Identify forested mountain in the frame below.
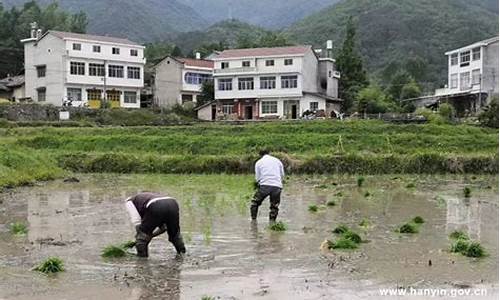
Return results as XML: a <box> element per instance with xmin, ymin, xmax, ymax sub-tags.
<box><xmin>286</xmin><ymin>0</ymin><xmax>499</xmax><ymax>89</ymax></box>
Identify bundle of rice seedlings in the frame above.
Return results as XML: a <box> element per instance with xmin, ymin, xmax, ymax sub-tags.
<box><xmin>268</xmin><ymin>221</ymin><xmax>287</xmax><ymax>232</ymax></box>
<box><xmin>101</xmin><ymin>245</ymin><xmax>127</xmax><ymax>258</ymax></box>
<box><xmin>10</xmin><ymin>222</ymin><xmax>28</xmax><ymax>235</ymax></box>
<box><xmin>34</xmin><ymin>257</ymin><xmax>64</xmax><ymax>274</ymax></box>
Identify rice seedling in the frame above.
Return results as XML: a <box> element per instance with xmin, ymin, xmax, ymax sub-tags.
<box><xmin>10</xmin><ymin>222</ymin><xmax>27</xmax><ymax>235</ymax></box>
<box><xmin>335</xmin><ymin>191</ymin><xmax>344</xmax><ymax>197</ymax></box>
<box><xmin>326</xmin><ymin>200</ymin><xmax>336</xmax><ymax>207</ymax></box>
<box><xmin>328</xmin><ymin>238</ymin><xmax>358</xmax><ymax>250</ymax></box>
<box><xmin>332</xmin><ymin>224</ymin><xmax>349</xmax><ymax>234</ymax></box>
<box><xmin>101</xmin><ymin>245</ymin><xmax>127</xmax><ymax>258</ymax></box>
<box><xmin>201</xmin><ymin>296</ymin><xmax>215</xmax><ymax>300</ymax></box>
<box><xmin>449</xmin><ymin>230</ymin><xmax>469</xmax><ymax>240</ymax></box>
<box><xmin>464</xmin><ymin>187</ymin><xmax>472</xmax><ymax>198</ymax></box>
<box><xmin>33</xmin><ymin>257</ymin><xmax>64</xmax><ymax>274</ymax></box>
<box><xmin>464</xmin><ymin>242</ymin><xmax>486</xmax><ymax>258</ymax></box>
<box><xmin>342</xmin><ymin>231</ymin><xmax>362</xmax><ymax>244</ymax></box>
<box><xmin>450</xmin><ymin>239</ymin><xmax>470</xmax><ymax>253</ymax></box>
<box><xmin>121</xmin><ymin>240</ymin><xmax>136</xmax><ymax>249</ymax></box>
<box><xmin>308</xmin><ymin>204</ymin><xmax>319</xmax><ymax>212</ymax></box>
<box><xmin>364</xmin><ymin>191</ymin><xmax>371</xmax><ymax>197</ymax></box>
<box><xmin>412</xmin><ymin>216</ymin><xmax>425</xmax><ymax>224</ymax></box>
<box><xmin>268</xmin><ymin>221</ymin><xmax>287</xmax><ymax>232</ymax></box>
<box><xmin>357</xmin><ymin>176</ymin><xmax>365</xmax><ymax>187</ymax></box>
<box><xmin>397</xmin><ymin>222</ymin><xmax>419</xmax><ymax>234</ymax></box>
<box><xmin>406</xmin><ymin>183</ymin><xmax>416</xmax><ymax>188</ymax></box>
<box><xmin>359</xmin><ymin>219</ymin><xmax>370</xmax><ymax>228</ymax></box>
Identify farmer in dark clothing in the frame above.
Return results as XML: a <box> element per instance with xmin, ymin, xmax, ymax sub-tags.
<box><xmin>251</xmin><ymin>149</ymin><xmax>285</xmax><ymax>223</ymax></box>
<box><xmin>125</xmin><ymin>192</ymin><xmax>186</xmax><ymax>257</ymax></box>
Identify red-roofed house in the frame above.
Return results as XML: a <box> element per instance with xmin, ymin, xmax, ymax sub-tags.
<box><xmin>205</xmin><ymin>45</ymin><xmax>341</xmax><ymax>121</ymax></box>
<box><xmin>153</xmin><ymin>55</ymin><xmax>214</xmax><ymax>107</ymax></box>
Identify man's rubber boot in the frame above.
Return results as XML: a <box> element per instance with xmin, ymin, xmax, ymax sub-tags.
<box><xmin>172</xmin><ymin>232</ymin><xmax>186</xmax><ymax>254</ymax></box>
<box><xmin>250</xmin><ymin>205</ymin><xmax>259</xmax><ymax>220</ymax></box>
<box><xmin>135</xmin><ymin>229</ymin><xmax>152</xmax><ymax>258</ymax></box>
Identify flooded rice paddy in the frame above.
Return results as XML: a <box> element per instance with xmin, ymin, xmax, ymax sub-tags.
<box><xmin>0</xmin><ymin>174</ymin><xmax>498</xmax><ymax>300</ymax></box>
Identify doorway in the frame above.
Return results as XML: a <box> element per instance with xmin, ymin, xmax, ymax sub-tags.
<box><xmin>291</xmin><ymin>104</ymin><xmax>298</xmax><ymax>119</ymax></box>
<box><xmin>211</xmin><ymin>105</ymin><xmax>216</xmax><ymax>121</ymax></box>
<box><xmin>244</xmin><ymin>105</ymin><xmax>253</xmax><ymax>120</ymax></box>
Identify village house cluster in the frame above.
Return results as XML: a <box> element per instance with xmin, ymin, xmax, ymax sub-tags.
<box><xmin>0</xmin><ymin>24</ymin><xmax>497</xmax><ymax>120</ymax></box>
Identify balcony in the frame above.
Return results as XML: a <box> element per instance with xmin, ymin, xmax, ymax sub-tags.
<box><xmin>214</xmin><ymin>67</ymin><xmax>256</xmax><ymax>74</ymax></box>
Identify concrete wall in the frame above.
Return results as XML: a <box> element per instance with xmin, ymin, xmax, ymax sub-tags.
<box><xmin>318</xmin><ymin>59</ymin><xmax>339</xmax><ymax>98</ymax></box>
<box><xmin>153</xmin><ymin>57</ymin><xmax>183</xmax><ymax>108</ymax></box>
<box><xmin>197</xmin><ymin>104</ymin><xmax>213</xmax><ymax>121</ymax></box>
<box><xmin>483</xmin><ymin>41</ymin><xmax>499</xmax><ymax>98</ymax></box>
<box><xmin>302</xmin><ymin>50</ymin><xmax>319</xmax><ymax>93</ymax></box>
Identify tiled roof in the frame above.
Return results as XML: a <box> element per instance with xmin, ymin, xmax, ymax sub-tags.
<box><xmin>175</xmin><ymin>57</ymin><xmax>214</xmax><ymax>68</ymax></box>
<box><xmin>214</xmin><ymin>45</ymin><xmax>312</xmax><ymax>59</ymax></box>
<box><xmin>49</xmin><ymin>31</ymin><xmax>141</xmax><ymax>46</ymax></box>
<box><xmin>0</xmin><ymin>75</ymin><xmax>24</xmax><ymax>88</ymax></box>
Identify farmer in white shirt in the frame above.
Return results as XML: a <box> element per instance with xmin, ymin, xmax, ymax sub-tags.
<box><xmin>125</xmin><ymin>192</ymin><xmax>186</xmax><ymax>257</ymax></box>
<box><xmin>251</xmin><ymin>149</ymin><xmax>285</xmax><ymax>222</ymax></box>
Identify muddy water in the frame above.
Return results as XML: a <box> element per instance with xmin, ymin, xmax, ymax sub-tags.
<box><xmin>0</xmin><ymin>174</ymin><xmax>497</xmax><ymax>300</ymax></box>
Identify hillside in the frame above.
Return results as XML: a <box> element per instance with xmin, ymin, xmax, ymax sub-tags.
<box><xmin>2</xmin><ymin>0</ymin><xmax>208</xmax><ymax>42</ymax></box>
<box><xmin>178</xmin><ymin>0</ymin><xmax>340</xmax><ymax>29</ymax></box>
<box><xmin>286</xmin><ymin>0</ymin><xmax>499</xmax><ymax>88</ymax></box>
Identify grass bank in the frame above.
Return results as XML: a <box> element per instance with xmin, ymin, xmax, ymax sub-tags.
<box><xmin>0</xmin><ymin>120</ymin><xmax>497</xmax><ymax>189</ymax></box>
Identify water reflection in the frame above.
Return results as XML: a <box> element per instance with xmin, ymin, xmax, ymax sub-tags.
<box><xmin>446</xmin><ymin>196</ymin><xmax>482</xmax><ymax>240</ymax></box>
<box><xmin>130</xmin><ymin>260</ymin><xmax>181</xmax><ymax>300</ymax></box>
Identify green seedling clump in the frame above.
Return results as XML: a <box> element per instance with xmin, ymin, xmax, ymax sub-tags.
<box><xmin>34</xmin><ymin>257</ymin><xmax>64</xmax><ymax>274</ymax></box>
<box><xmin>342</xmin><ymin>231</ymin><xmax>362</xmax><ymax>244</ymax></box>
<box><xmin>406</xmin><ymin>183</ymin><xmax>416</xmax><ymax>188</ymax></box>
<box><xmin>201</xmin><ymin>296</ymin><xmax>215</xmax><ymax>300</ymax></box>
<box><xmin>359</xmin><ymin>219</ymin><xmax>370</xmax><ymax>227</ymax></box>
<box><xmin>412</xmin><ymin>216</ymin><xmax>425</xmax><ymax>224</ymax></box>
<box><xmin>451</xmin><ymin>239</ymin><xmax>470</xmax><ymax>253</ymax></box>
<box><xmin>464</xmin><ymin>242</ymin><xmax>486</xmax><ymax>258</ymax></box>
<box><xmin>121</xmin><ymin>240</ymin><xmax>136</xmax><ymax>249</ymax></box>
<box><xmin>101</xmin><ymin>245</ymin><xmax>127</xmax><ymax>258</ymax></box>
<box><xmin>449</xmin><ymin>230</ymin><xmax>469</xmax><ymax>240</ymax></box>
<box><xmin>464</xmin><ymin>187</ymin><xmax>472</xmax><ymax>198</ymax></box>
<box><xmin>397</xmin><ymin>223</ymin><xmax>419</xmax><ymax>233</ymax></box>
<box><xmin>357</xmin><ymin>176</ymin><xmax>365</xmax><ymax>187</ymax></box>
<box><xmin>308</xmin><ymin>204</ymin><xmax>319</xmax><ymax>212</ymax></box>
<box><xmin>326</xmin><ymin>200</ymin><xmax>336</xmax><ymax>207</ymax></box>
<box><xmin>10</xmin><ymin>222</ymin><xmax>28</xmax><ymax>235</ymax></box>
<box><xmin>364</xmin><ymin>191</ymin><xmax>371</xmax><ymax>197</ymax></box>
<box><xmin>332</xmin><ymin>224</ymin><xmax>349</xmax><ymax>234</ymax></box>
<box><xmin>328</xmin><ymin>238</ymin><xmax>358</xmax><ymax>250</ymax></box>
<box><xmin>268</xmin><ymin>221</ymin><xmax>287</xmax><ymax>232</ymax></box>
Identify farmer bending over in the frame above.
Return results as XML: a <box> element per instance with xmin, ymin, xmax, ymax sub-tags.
<box><xmin>125</xmin><ymin>192</ymin><xmax>186</xmax><ymax>257</ymax></box>
<box><xmin>251</xmin><ymin>149</ymin><xmax>285</xmax><ymax>223</ymax></box>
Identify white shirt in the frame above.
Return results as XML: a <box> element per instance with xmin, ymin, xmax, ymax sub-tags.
<box><xmin>255</xmin><ymin>155</ymin><xmax>285</xmax><ymax>188</ymax></box>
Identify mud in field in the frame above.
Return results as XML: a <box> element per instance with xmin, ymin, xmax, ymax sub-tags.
<box><xmin>0</xmin><ymin>174</ymin><xmax>498</xmax><ymax>300</ymax></box>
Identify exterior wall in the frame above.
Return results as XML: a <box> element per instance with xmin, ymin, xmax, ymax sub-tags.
<box><xmin>63</xmin><ymin>85</ymin><xmax>140</xmax><ymax>108</ymax></box>
<box><xmin>483</xmin><ymin>41</ymin><xmax>499</xmax><ymax>98</ymax></box>
<box><xmin>318</xmin><ymin>59</ymin><xmax>339</xmax><ymax>98</ymax></box>
<box><xmin>197</xmin><ymin>104</ymin><xmax>213</xmax><ymax>121</ymax></box>
<box><xmin>24</xmin><ymin>34</ymin><xmax>66</xmax><ymax>105</ymax></box>
<box><xmin>302</xmin><ymin>50</ymin><xmax>319</xmax><ymax>93</ymax></box>
<box><xmin>12</xmin><ymin>86</ymin><xmax>26</xmax><ymax>100</ymax></box>
<box><xmin>153</xmin><ymin>57</ymin><xmax>183</xmax><ymax>107</ymax></box>
<box><xmin>301</xmin><ymin>94</ymin><xmax>326</xmax><ymax>114</ymax></box>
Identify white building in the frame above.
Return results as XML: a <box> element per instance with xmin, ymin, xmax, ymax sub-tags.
<box><xmin>404</xmin><ymin>37</ymin><xmax>498</xmax><ymax>114</ymax></box>
<box><xmin>153</xmin><ymin>55</ymin><xmax>214</xmax><ymax>107</ymax></box>
<box><xmin>22</xmin><ymin>26</ymin><xmax>145</xmax><ymax>108</ymax></box>
<box><xmin>197</xmin><ymin>45</ymin><xmax>341</xmax><ymax>121</ymax></box>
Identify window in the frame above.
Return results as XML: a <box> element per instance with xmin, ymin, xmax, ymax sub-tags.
<box><xmin>112</xmin><ymin>47</ymin><xmax>120</xmax><ymax>55</ymax></box>
<box><xmin>181</xmin><ymin>94</ymin><xmax>193</xmax><ymax>103</ymax></box>
<box><xmin>127</xmin><ymin>67</ymin><xmax>141</xmax><ymax>79</ymax></box>
<box><xmin>124</xmin><ymin>91</ymin><xmax>137</xmax><ymax>103</ymax></box>
<box><xmin>70</xmin><ymin>62</ymin><xmax>85</xmax><ymax>75</ymax></box>
<box><xmin>218</xmin><ymin>78</ymin><xmax>232</xmax><ymax>91</ymax></box>
<box><xmin>36</xmin><ymin>65</ymin><xmax>46</xmax><ymax>78</ymax></box>
<box><xmin>450</xmin><ymin>53</ymin><xmax>458</xmax><ymax>66</ymax></box>
<box><xmin>460</xmin><ymin>51</ymin><xmax>470</xmax><ymax>66</ymax></box>
<box><xmin>472</xmin><ymin>69</ymin><xmax>481</xmax><ymax>85</ymax></box>
<box><xmin>87</xmin><ymin>89</ymin><xmax>102</xmax><ymax>101</ymax></box>
<box><xmin>262</xmin><ymin>101</ymin><xmax>278</xmax><ymax>114</ymax></box>
<box><xmin>185</xmin><ymin>72</ymin><xmax>211</xmax><ymax>84</ymax></box>
<box><xmin>284</xmin><ymin>59</ymin><xmax>293</xmax><ymax>66</ymax></box>
<box><xmin>460</xmin><ymin>72</ymin><xmax>470</xmax><ymax>90</ymax></box>
<box><xmin>93</xmin><ymin>45</ymin><xmax>101</xmax><ymax>53</ymax></box>
<box><xmin>130</xmin><ymin>49</ymin><xmax>138</xmax><ymax>57</ymax></box>
<box><xmin>265</xmin><ymin>60</ymin><xmax>275</xmax><ymax>66</ymax></box>
<box><xmin>89</xmin><ymin>63</ymin><xmax>105</xmax><ymax>77</ymax></box>
<box><xmin>472</xmin><ymin>47</ymin><xmax>481</xmax><ymax>61</ymax></box>
<box><xmin>310</xmin><ymin>102</ymin><xmax>319</xmax><ymax>111</ymax></box>
<box><xmin>67</xmin><ymin>88</ymin><xmax>82</xmax><ymax>101</ymax></box>
<box><xmin>222</xmin><ymin>104</ymin><xmax>234</xmax><ymax>115</ymax></box>
<box><xmin>108</xmin><ymin>65</ymin><xmax>124</xmax><ymax>78</ymax></box>
<box><xmin>106</xmin><ymin>90</ymin><xmax>120</xmax><ymax>102</ymax></box>
<box><xmin>221</xmin><ymin>62</ymin><xmax>229</xmax><ymax>69</ymax></box>
<box><xmin>450</xmin><ymin>73</ymin><xmax>458</xmax><ymax>89</ymax></box>
<box><xmin>281</xmin><ymin>75</ymin><xmax>298</xmax><ymax>89</ymax></box>
<box><xmin>260</xmin><ymin>76</ymin><xmax>276</xmax><ymax>89</ymax></box>
<box><xmin>242</xmin><ymin>61</ymin><xmax>251</xmax><ymax>67</ymax></box>
<box><xmin>73</xmin><ymin>43</ymin><xmax>81</xmax><ymax>51</ymax></box>
<box><xmin>37</xmin><ymin>87</ymin><xmax>46</xmax><ymax>102</ymax></box>
<box><xmin>238</xmin><ymin>77</ymin><xmax>254</xmax><ymax>90</ymax></box>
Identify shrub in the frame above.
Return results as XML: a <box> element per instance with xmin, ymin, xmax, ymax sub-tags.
<box><xmin>10</xmin><ymin>222</ymin><xmax>28</xmax><ymax>235</ymax></box>
<box><xmin>478</xmin><ymin>98</ymin><xmax>498</xmax><ymax>128</ymax></box>
<box><xmin>34</xmin><ymin>257</ymin><xmax>64</xmax><ymax>274</ymax></box>
<box><xmin>268</xmin><ymin>221</ymin><xmax>287</xmax><ymax>232</ymax></box>
<box><xmin>397</xmin><ymin>223</ymin><xmax>418</xmax><ymax>233</ymax></box>
<box><xmin>438</xmin><ymin>103</ymin><xmax>455</xmax><ymax>122</ymax></box>
<box><xmin>101</xmin><ymin>245</ymin><xmax>127</xmax><ymax>258</ymax></box>
<box><xmin>412</xmin><ymin>216</ymin><xmax>425</xmax><ymax>224</ymax></box>
<box><xmin>332</xmin><ymin>225</ymin><xmax>350</xmax><ymax>234</ymax></box>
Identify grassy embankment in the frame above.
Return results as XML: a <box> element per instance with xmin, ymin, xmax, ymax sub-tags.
<box><xmin>0</xmin><ymin>120</ymin><xmax>497</xmax><ymax>189</ymax></box>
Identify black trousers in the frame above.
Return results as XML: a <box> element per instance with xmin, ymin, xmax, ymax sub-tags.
<box><xmin>137</xmin><ymin>198</ymin><xmax>185</xmax><ymax>256</ymax></box>
<box><xmin>250</xmin><ymin>185</ymin><xmax>282</xmax><ymax>221</ymax></box>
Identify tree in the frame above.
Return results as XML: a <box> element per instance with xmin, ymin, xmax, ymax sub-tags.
<box><xmin>478</xmin><ymin>98</ymin><xmax>498</xmax><ymax>128</ymax></box>
<box><xmin>386</xmin><ymin>70</ymin><xmax>412</xmax><ymax>100</ymax></box>
<box><xmin>400</xmin><ymin>79</ymin><xmax>421</xmax><ymax>100</ymax></box>
<box><xmin>336</xmin><ymin>17</ymin><xmax>368</xmax><ymax>112</ymax></box>
<box><xmin>197</xmin><ymin>80</ymin><xmax>215</xmax><ymax>107</ymax></box>
<box><xmin>144</xmin><ymin>42</ymin><xmax>174</xmax><ymax>65</ymax></box>
<box><xmin>355</xmin><ymin>85</ymin><xmax>396</xmax><ymax>114</ymax></box>
<box><xmin>192</xmin><ymin>41</ymin><xmax>227</xmax><ymax>58</ymax></box>
<box><xmin>171</xmin><ymin>45</ymin><xmax>183</xmax><ymax>57</ymax></box>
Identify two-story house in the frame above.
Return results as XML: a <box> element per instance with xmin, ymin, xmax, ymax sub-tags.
<box><xmin>197</xmin><ymin>45</ymin><xmax>341</xmax><ymax>121</ymax></box>
<box><xmin>22</xmin><ymin>25</ymin><xmax>145</xmax><ymax>108</ymax></box>
<box><xmin>403</xmin><ymin>36</ymin><xmax>498</xmax><ymax>114</ymax></box>
<box><xmin>153</xmin><ymin>55</ymin><xmax>214</xmax><ymax>107</ymax></box>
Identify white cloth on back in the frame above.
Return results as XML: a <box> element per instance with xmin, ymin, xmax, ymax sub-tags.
<box><xmin>255</xmin><ymin>154</ymin><xmax>285</xmax><ymax>188</ymax></box>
